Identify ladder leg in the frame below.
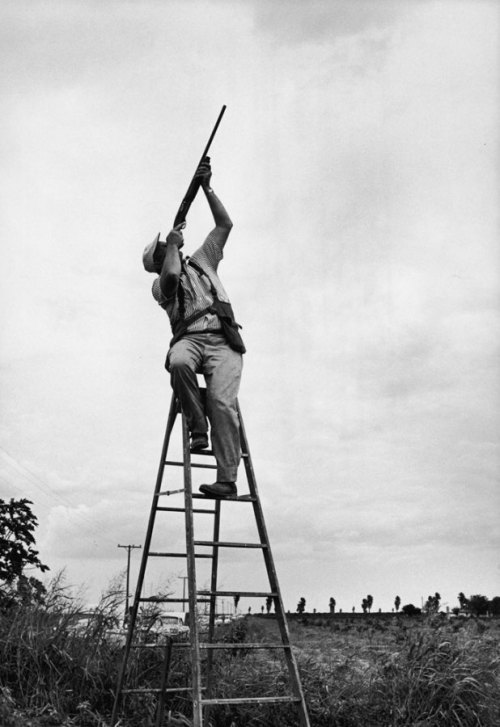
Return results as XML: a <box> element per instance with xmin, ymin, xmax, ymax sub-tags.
<box><xmin>237</xmin><ymin>402</ymin><xmax>311</xmax><ymax>727</ymax></box>
<box><xmin>182</xmin><ymin>411</ymin><xmax>204</xmax><ymax>727</ymax></box>
<box><xmin>206</xmin><ymin>499</ymin><xmax>222</xmax><ymax>695</ymax></box>
<box><xmin>155</xmin><ymin>638</ymin><xmax>174</xmax><ymax>727</ymax></box>
<box><xmin>111</xmin><ymin>395</ymin><xmax>179</xmax><ymax>726</ymax></box>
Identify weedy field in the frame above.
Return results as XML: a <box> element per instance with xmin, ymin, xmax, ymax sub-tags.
<box><xmin>0</xmin><ymin>591</ymin><xmax>499</xmax><ymax>727</ymax></box>
<box><xmin>204</xmin><ymin>614</ymin><xmax>500</xmax><ymax>726</ymax></box>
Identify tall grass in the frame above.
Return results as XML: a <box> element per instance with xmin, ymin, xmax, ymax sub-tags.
<box><xmin>203</xmin><ymin>616</ymin><xmax>500</xmax><ymax>727</ymax></box>
<box><xmin>372</xmin><ymin>617</ymin><xmax>499</xmax><ymax>726</ymax></box>
<box><xmin>0</xmin><ymin>572</ymin><xmax>123</xmax><ymax>726</ymax></box>
<box><xmin>0</xmin><ymin>585</ymin><xmax>499</xmax><ymax>726</ymax></box>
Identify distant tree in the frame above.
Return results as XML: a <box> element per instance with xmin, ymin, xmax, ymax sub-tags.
<box><xmin>394</xmin><ymin>595</ymin><xmax>401</xmax><ymax>612</ymax></box>
<box><xmin>401</xmin><ymin>603</ymin><xmax>421</xmax><ymax>616</ymax></box>
<box><xmin>468</xmin><ymin>594</ymin><xmax>489</xmax><ymax>617</ymax></box>
<box><xmin>424</xmin><ymin>592</ymin><xmax>441</xmax><ymax>613</ymax></box>
<box><xmin>265</xmin><ymin>596</ymin><xmax>273</xmax><ymax>614</ymax></box>
<box><xmin>489</xmin><ymin>596</ymin><xmax>500</xmax><ymax>616</ymax></box>
<box><xmin>296</xmin><ymin>597</ymin><xmax>306</xmax><ymax>614</ymax></box>
<box><xmin>233</xmin><ymin>594</ymin><xmax>240</xmax><ymax>613</ymax></box>
<box><xmin>361</xmin><ymin>595</ymin><xmax>373</xmax><ymax>614</ymax></box>
<box><xmin>329</xmin><ymin>597</ymin><xmax>336</xmax><ymax>613</ymax></box>
<box><xmin>458</xmin><ymin>592</ymin><xmax>469</xmax><ymax>612</ymax></box>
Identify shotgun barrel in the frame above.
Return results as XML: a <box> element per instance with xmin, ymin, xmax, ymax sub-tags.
<box><xmin>173</xmin><ymin>105</ymin><xmax>227</xmax><ymax>227</ymax></box>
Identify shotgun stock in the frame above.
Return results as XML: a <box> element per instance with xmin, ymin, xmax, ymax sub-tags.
<box><xmin>173</xmin><ymin>105</ymin><xmax>226</xmax><ymax>227</ymax></box>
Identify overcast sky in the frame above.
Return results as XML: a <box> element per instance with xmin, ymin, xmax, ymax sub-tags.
<box><xmin>1</xmin><ymin>0</ymin><xmax>499</xmax><ymax>615</ymax></box>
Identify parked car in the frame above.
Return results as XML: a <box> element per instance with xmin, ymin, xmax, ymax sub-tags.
<box><xmin>158</xmin><ymin>612</ymin><xmax>189</xmax><ymax>638</ymax></box>
<box><xmin>104</xmin><ymin>611</ymin><xmax>190</xmax><ymax>645</ymax></box>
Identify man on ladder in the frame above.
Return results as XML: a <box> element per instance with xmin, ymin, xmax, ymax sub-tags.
<box><xmin>142</xmin><ymin>158</ymin><xmax>245</xmax><ymax>499</ymax></box>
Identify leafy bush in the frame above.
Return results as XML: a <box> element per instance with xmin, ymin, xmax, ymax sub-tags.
<box><xmin>401</xmin><ymin>603</ymin><xmax>422</xmax><ymax>616</ymax></box>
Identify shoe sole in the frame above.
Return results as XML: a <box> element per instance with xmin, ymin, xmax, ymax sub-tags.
<box><xmin>199</xmin><ymin>487</ymin><xmax>237</xmax><ymax>499</ymax></box>
<box><xmin>190</xmin><ymin>440</ymin><xmax>209</xmax><ymax>452</ymax></box>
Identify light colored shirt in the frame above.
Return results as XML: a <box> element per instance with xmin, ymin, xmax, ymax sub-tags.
<box><xmin>152</xmin><ymin>227</ymin><xmax>231</xmax><ymax>333</ymax></box>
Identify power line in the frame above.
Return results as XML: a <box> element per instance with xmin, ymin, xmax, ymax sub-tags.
<box><xmin>0</xmin><ymin>445</ymin><xmax>81</xmax><ymax>510</ymax></box>
<box><xmin>0</xmin><ymin>445</ymin><xmax>119</xmax><ymax>549</ymax></box>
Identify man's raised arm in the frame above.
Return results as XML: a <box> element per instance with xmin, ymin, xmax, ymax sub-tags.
<box><xmin>197</xmin><ymin>159</ymin><xmax>233</xmax><ymax>232</ymax></box>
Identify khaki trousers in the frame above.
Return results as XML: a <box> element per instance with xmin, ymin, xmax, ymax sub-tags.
<box><xmin>168</xmin><ymin>332</ymin><xmax>243</xmax><ymax>482</ymax></box>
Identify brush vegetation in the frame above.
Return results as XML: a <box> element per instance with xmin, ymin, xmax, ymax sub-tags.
<box><xmin>0</xmin><ymin>579</ymin><xmax>499</xmax><ymax>726</ymax></box>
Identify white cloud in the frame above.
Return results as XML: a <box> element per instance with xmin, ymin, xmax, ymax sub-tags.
<box><xmin>252</xmin><ymin>0</ymin><xmax>405</xmax><ymax>44</ymax></box>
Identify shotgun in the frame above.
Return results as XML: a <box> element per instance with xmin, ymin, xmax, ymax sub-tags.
<box><xmin>173</xmin><ymin>105</ymin><xmax>226</xmax><ymax>227</ymax></box>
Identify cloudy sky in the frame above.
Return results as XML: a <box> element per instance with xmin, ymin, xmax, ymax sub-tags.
<box><xmin>1</xmin><ymin>0</ymin><xmax>499</xmax><ymax>615</ymax></box>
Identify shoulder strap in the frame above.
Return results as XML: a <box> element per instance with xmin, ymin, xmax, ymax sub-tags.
<box><xmin>187</xmin><ymin>258</ymin><xmax>218</xmax><ymax>298</ymax></box>
<box><xmin>174</xmin><ymin>257</ymin><xmax>216</xmax><ymax>327</ymax></box>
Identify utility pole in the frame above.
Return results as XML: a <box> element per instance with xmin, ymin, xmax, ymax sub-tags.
<box><xmin>117</xmin><ymin>544</ymin><xmax>141</xmax><ymax>619</ymax></box>
<box><xmin>178</xmin><ymin>576</ymin><xmax>188</xmax><ymax>612</ymax></box>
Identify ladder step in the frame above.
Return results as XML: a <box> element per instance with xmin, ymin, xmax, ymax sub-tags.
<box><xmin>138</xmin><ymin>597</ymin><xmax>210</xmax><ymax>604</ymax></box>
<box><xmin>165</xmin><ymin>460</ymin><xmax>217</xmax><ymax>470</ymax></box>
<box><xmin>201</xmin><ymin>696</ymin><xmax>300</xmax><ymax>706</ymax></box>
<box><xmin>130</xmin><ymin>643</ymin><xmax>186</xmax><ymax>649</ymax></box>
<box><xmin>187</xmin><ymin>450</ymin><xmax>249</xmax><ymax>460</ymax></box>
<box><xmin>192</xmin><ymin>494</ymin><xmax>255</xmax><ymax>502</ymax></box>
<box><xmin>197</xmin><ymin>590</ymin><xmax>277</xmax><ymax>598</ymax></box>
<box><xmin>194</xmin><ymin>540</ymin><xmax>267</xmax><ymax>549</ymax></box>
<box><xmin>129</xmin><ymin>641</ymin><xmax>292</xmax><ymax>651</ymax></box>
<box><xmin>123</xmin><ymin>687</ymin><xmax>192</xmax><ymax>694</ymax></box>
<box><xmin>199</xmin><ymin>642</ymin><xmax>291</xmax><ymax>650</ymax></box>
<box><xmin>157</xmin><ymin>506</ymin><xmax>216</xmax><ymax>514</ymax></box>
<box><xmin>149</xmin><ymin>551</ymin><xmax>213</xmax><ymax>559</ymax></box>
<box><xmin>138</xmin><ymin>597</ymin><xmax>188</xmax><ymax>603</ymax></box>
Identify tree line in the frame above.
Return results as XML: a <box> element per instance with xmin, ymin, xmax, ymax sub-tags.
<box><xmin>292</xmin><ymin>590</ymin><xmax>500</xmax><ymax>617</ymax></box>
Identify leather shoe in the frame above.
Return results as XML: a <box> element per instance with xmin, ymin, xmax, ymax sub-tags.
<box><xmin>190</xmin><ymin>433</ymin><xmax>209</xmax><ymax>452</ymax></box>
<box><xmin>199</xmin><ymin>482</ymin><xmax>237</xmax><ymax>498</ymax></box>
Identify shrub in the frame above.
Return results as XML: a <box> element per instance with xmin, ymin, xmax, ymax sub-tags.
<box><xmin>401</xmin><ymin>603</ymin><xmax>422</xmax><ymax>616</ymax></box>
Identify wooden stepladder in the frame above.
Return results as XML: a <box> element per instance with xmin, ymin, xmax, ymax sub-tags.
<box><xmin>111</xmin><ymin>391</ymin><xmax>310</xmax><ymax>727</ymax></box>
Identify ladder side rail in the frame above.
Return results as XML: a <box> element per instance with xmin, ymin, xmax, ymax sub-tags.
<box><xmin>181</xmin><ymin>412</ymin><xmax>204</xmax><ymax>727</ymax></box>
<box><xmin>205</xmin><ymin>499</ymin><xmax>222</xmax><ymax>696</ymax></box>
<box><xmin>155</xmin><ymin>637</ymin><xmax>174</xmax><ymax>727</ymax></box>
<box><xmin>236</xmin><ymin>401</ymin><xmax>311</xmax><ymax>727</ymax></box>
<box><xmin>111</xmin><ymin>395</ymin><xmax>179</xmax><ymax>726</ymax></box>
